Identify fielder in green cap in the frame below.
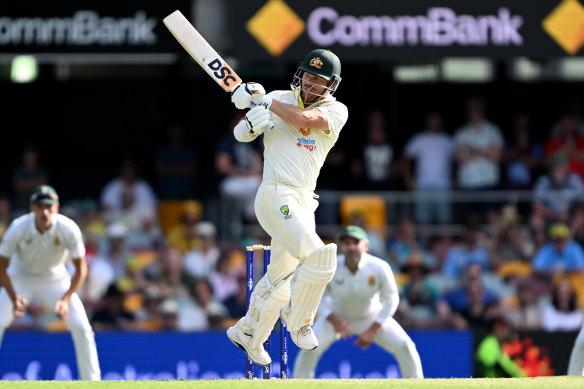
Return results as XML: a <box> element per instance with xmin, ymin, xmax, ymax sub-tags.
<box><xmin>0</xmin><ymin>184</ymin><xmax>101</xmax><ymax>379</ymax></box>
<box><xmin>227</xmin><ymin>49</ymin><xmax>348</xmax><ymax>366</ymax></box>
<box><xmin>294</xmin><ymin>225</ymin><xmax>424</xmax><ymax>379</ymax></box>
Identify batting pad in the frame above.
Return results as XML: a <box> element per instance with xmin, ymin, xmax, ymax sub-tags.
<box><xmin>285</xmin><ymin>244</ymin><xmax>337</xmax><ymax>332</ymax></box>
<box><xmin>239</xmin><ymin>274</ymin><xmax>292</xmax><ymax>348</ymax></box>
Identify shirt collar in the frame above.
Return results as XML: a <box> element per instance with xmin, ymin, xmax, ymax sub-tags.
<box><xmin>29</xmin><ymin>213</ymin><xmax>58</xmax><ymax>236</ymax></box>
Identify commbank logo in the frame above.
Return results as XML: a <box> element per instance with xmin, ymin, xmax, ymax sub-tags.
<box><xmin>543</xmin><ymin>0</ymin><xmax>584</xmax><ymax>55</ymax></box>
<box><xmin>246</xmin><ymin>0</ymin><xmax>305</xmax><ymax>56</ymax></box>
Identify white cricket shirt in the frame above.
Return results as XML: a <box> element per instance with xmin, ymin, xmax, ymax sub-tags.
<box><xmin>262</xmin><ymin>90</ymin><xmax>348</xmax><ymax>190</ymax></box>
<box><xmin>0</xmin><ymin>213</ymin><xmax>85</xmax><ymax>280</ymax></box>
<box><xmin>319</xmin><ymin>253</ymin><xmax>399</xmax><ymax>324</ymax></box>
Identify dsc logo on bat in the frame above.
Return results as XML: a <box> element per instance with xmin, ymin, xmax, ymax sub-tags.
<box><xmin>207</xmin><ymin>58</ymin><xmax>241</xmax><ymax>91</ymax></box>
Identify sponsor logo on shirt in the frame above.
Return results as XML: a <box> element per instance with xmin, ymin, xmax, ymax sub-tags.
<box><xmin>297</xmin><ymin>137</ymin><xmax>317</xmax><ymax>151</ymax></box>
<box><xmin>334</xmin><ymin>278</ymin><xmax>344</xmax><ymax>285</ymax></box>
<box><xmin>299</xmin><ymin>128</ymin><xmax>311</xmax><ymax>136</ymax></box>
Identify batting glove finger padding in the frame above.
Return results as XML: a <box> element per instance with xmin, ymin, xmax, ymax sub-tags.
<box><xmin>245</xmin><ymin>106</ymin><xmax>273</xmax><ymax>136</ymax></box>
<box><xmin>232</xmin><ymin>82</ymin><xmax>266</xmax><ymax>109</ymax></box>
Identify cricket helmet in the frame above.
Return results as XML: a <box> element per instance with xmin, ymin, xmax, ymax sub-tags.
<box><xmin>291</xmin><ymin>49</ymin><xmax>342</xmax><ymax>98</ymax></box>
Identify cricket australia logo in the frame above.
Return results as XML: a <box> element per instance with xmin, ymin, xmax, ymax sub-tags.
<box><xmin>309</xmin><ymin>57</ymin><xmax>323</xmax><ymax>69</ymax></box>
<box><xmin>280</xmin><ymin>205</ymin><xmax>292</xmax><ymax>219</ymax></box>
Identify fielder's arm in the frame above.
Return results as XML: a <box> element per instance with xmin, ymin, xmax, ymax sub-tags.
<box><xmin>0</xmin><ymin>256</ymin><xmax>26</xmax><ymax>316</ymax></box>
<box><xmin>270</xmin><ymin>100</ymin><xmax>330</xmax><ymax>133</ymax></box>
<box><xmin>55</xmin><ymin>256</ymin><xmax>87</xmax><ymax>320</ymax></box>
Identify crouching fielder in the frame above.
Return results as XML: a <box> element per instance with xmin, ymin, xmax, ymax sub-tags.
<box><xmin>293</xmin><ymin>225</ymin><xmax>424</xmax><ymax>379</ymax></box>
<box><xmin>0</xmin><ymin>185</ymin><xmax>101</xmax><ymax>380</ymax></box>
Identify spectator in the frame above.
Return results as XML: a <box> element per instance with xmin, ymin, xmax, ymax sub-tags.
<box><xmin>100</xmin><ymin>157</ymin><xmax>160</xmax><ymax>240</ymax></box>
<box><xmin>531</xmin><ymin>152</ymin><xmax>584</xmax><ymax>225</ymax></box>
<box><xmin>208</xmin><ymin>251</ymin><xmax>239</xmax><ymax>302</ymax></box>
<box><xmin>215</xmin><ymin>111</ymin><xmax>263</xmax><ymax>222</ymax></box>
<box><xmin>532</xmin><ymin>222</ymin><xmax>584</xmax><ymax>277</ymax></box>
<box><xmin>475</xmin><ymin>317</ymin><xmax>526</xmax><ymax>378</ymax></box>
<box><xmin>454</xmin><ymin>98</ymin><xmax>504</xmax><ymax>221</ymax></box>
<box><xmin>542</xmin><ymin>280</ymin><xmax>584</xmax><ymax>332</ymax></box>
<box><xmin>155</xmin><ymin>124</ymin><xmax>197</xmax><ymax>200</ymax></box>
<box><xmin>183</xmin><ymin>221</ymin><xmax>220</xmax><ymax>279</ymax></box>
<box><xmin>493</xmin><ymin>206</ymin><xmax>534</xmax><ymax>264</ymax></box>
<box><xmin>12</xmin><ymin>145</ymin><xmax>49</xmax><ymax>212</ymax></box>
<box><xmin>570</xmin><ymin>201</ymin><xmax>584</xmax><ymax>248</ymax></box>
<box><xmin>442</xmin><ymin>223</ymin><xmax>491</xmax><ymax>279</ymax></box>
<box><xmin>350</xmin><ymin>110</ymin><xmax>396</xmax><ymax>190</ymax></box>
<box><xmin>502</xmin><ymin>113</ymin><xmax>542</xmax><ymax>190</ymax></box>
<box><xmin>91</xmin><ymin>285</ymin><xmax>136</xmax><ymax>331</ymax></box>
<box><xmin>503</xmin><ymin>279</ymin><xmax>542</xmax><ymax>330</ymax></box>
<box><xmin>444</xmin><ymin>263</ymin><xmax>500</xmax><ymax>313</ymax></box>
<box><xmin>159</xmin><ymin>299</ymin><xmax>179</xmax><ymax>330</ymax></box>
<box><xmin>403</xmin><ymin>111</ymin><xmax>454</xmax><ymax>224</ymax></box>
<box><xmin>544</xmin><ymin>112</ymin><xmax>584</xmax><ymax>178</ymax></box>
<box><xmin>387</xmin><ymin>216</ymin><xmax>435</xmax><ymax>271</ymax></box>
<box><xmin>450</xmin><ymin>278</ymin><xmax>502</xmax><ymax>331</ymax></box>
<box><xmin>223</xmin><ymin>270</ymin><xmax>248</xmax><ymax>321</ymax></box>
<box><xmin>399</xmin><ymin>252</ymin><xmax>450</xmax><ymax>329</ymax></box>
<box><xmin>165</xmin><ymin>200</ymin><xmax>203</xmax><ymax>253</ymax></box>
<box><xmin>144</xmin><ymin>246</ymin><xmax>191</xmax><ymax>300</ymax></box>
<box><xmin>177</xmin><ymin>278</ymin><xmax>229</xmax><ymax>331</ymax></box>
<box><xmin>0</xmin><ymin>194</ymin><xmax>12</xmax><ymax>240</ymax></box>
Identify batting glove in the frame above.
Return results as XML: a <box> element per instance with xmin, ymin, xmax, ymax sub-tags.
<box><xmin>245</xmin><ymin>106</ymin><xmax>273</xmax><ymax>136</ymax></box>
<box><xmin>231</xmin><ymin>82</ymin><xmax>266</xmax><ymax>110</ymax></box>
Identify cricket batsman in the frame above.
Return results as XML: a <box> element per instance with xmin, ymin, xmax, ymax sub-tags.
<box><xmin>293</xmin><ymin>225</ymin><xmax>424</xmax><ymax>378</ymax></box>
<box><xmin>226</xmin><ymin>49</ymin><xmax>348</xmax><ymax>366</ymax></box>
<box><xmin>0</xmin><ymin>185</ymin><xmax>101</xmax><ymax>380</ymax></box>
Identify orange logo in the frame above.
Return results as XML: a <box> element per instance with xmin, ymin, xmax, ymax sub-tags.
<box><xmin>309</xmin><ymin>57</ymin><xmax>323</xmax><ymax>69</ymax></box>
<box><xmin>299</xmin><ymin>128</ymin><xmax>311</xmax><ymax>136</ymax></box>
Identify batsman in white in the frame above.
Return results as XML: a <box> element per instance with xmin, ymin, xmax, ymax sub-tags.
<box><xmin>293</xmin><ymin>225</ymin><xmax>424</xmax><ymax>379</ymax></box>
<box><xmin>226</xmin><ymin>49</ymin><xmax>348</xmax><ymax>366</ymax></box>
<box><xmin>0</xmin><ymin>185</ymin><xmax>101</xmax><ymax>380</ymax></box>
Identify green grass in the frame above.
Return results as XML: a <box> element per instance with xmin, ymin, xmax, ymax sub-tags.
<box><xmin>0</xmin><ymin>377</ymin><xmax>583</xmax><ymax>389</ymax></box>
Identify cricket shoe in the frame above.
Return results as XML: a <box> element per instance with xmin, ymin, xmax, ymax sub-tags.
<box><xmin>226</xmin><ymin>324</ymin><xmax>271</xmax><ymax>366</ymax></box>
<box><xmin>280</xmin><ymin>308</ymin><xmax>318</xmax><ymax>351</ymax></box>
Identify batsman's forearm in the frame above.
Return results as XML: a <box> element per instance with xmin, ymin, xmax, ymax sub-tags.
<box><xmin>270</xmin><ymin>100</ymin><xmax>328</xmax><ymax>130</ymax></box>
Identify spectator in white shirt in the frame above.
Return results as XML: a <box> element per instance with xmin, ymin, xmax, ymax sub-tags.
<box><xmin>183</xmin><ymin>221</ymin><xmax>220</xmax><ymax>279</ymax></box>
<box><xmin>404</xmin><ymin>111</ymin><xmax>454</xmax><ymax>224</ymax></box>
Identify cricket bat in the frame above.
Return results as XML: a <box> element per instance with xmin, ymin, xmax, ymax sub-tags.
<box><xmin>163</xmin><ymin>10</ymin><xmax>242</xmax><ymax>92</ymax></box>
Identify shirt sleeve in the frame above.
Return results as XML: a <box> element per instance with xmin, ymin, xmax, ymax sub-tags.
<box><xmin>375</xmin><ymin>260</ymin><xmax>400</xmax><ymax>324</ymax></box>
<box><xmin>532</xmin><ymin>246</ymin><xmax>549</xmax><ymax>272</ymax></box>
<box><xmin>317</xmin><ymin>285</ymin><xmax>334</xmax><ymax>319</ymax></box>
<box><xmin>0</xmin><ymin>220</ymin><xmax>21</xmax><ymax>258</ymax></box>
<box><xmin>316</xmin><ymin>101</ymin><xmax>348</xmax><ymax>139</ymax></box>
<box><xmin>68</xmin><ymin>223</ymin><xmax>86</xmax><ymax>260</ymax></box>
<box><xmin>405</xmin><ymin>136</ymin><xmax>419</xmax><ymax>158</ymax></box>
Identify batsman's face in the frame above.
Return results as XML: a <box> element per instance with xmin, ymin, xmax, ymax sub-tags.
<box><xmin>301</xmin><ymin>73</ymin><xmax>330</xmax><ymax>105</ymax></box>
<box><xmin>30</xmin><ymin>203</ymin><xmax>59</xmax><ymax>231</ymax></box>
<box><xmin>340</xmin><ymin>237</ymin><xmax>369</xmax><ymax>263</ymax></box>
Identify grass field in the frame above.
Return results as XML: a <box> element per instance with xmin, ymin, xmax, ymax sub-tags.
<box><xmin>0</xmin><ymin>377</ymin><xmax>582</xmax><ymax>389</ymax></box>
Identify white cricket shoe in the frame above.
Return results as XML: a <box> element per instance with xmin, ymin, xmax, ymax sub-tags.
<box><xmin>226</xmin><ymin>324</ymin><xmax>271</xmax><ymax>366</ymax></box>
<box><xmin>280</xmin><ymin>308</ymin><xmax>318</xmax><ymax>351</ymax></box>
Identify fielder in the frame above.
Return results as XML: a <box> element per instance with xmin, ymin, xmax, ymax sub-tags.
<box><xmin>293</xmin><ymin>226</ymin><xmax>424</xmax><ymax>379</ymax></box>
<box><xmin>0</xmin><ymin>185</ymin><xmax>101</xmax><ymax>380</ymax></box>
<box><xmin>226</xmin><ymin>49</ymin><xmax>348</xmax><ymax>366</ymax></box>
<box><xmin>568</xmin><ymin>325</ymin><xmax>584</xmax><ymax>375</ymax></box>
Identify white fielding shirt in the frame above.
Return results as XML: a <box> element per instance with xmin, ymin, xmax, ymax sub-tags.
<box><xmin>319</xmin><ymin>253</ymin><xmax>399</xmax><ymax>324</ymax></box>
<box><xmin>262</xmin><ymin>90</ymin><xmax>348</xmax><ymax>190</ymax></box>
<box><xmin>0</xmin><ymin>213</ymin><xmax>85</xmax><ymax>280</ymax></box>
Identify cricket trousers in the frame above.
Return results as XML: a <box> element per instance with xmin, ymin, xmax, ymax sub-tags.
<box><xmin>0</xmin><ymin>275</ymin><xmax>101</xmax><ymax>380</ymax></box>
<box><xmin>293</xmin><ymin>313</ymin><xmax>424</xmax><ymax>379</ymax></box>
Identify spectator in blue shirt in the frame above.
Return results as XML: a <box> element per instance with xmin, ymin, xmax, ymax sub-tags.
<box><xmin>443</xmin><ymin>223</ymin><xmax>490</xmax><ymax>278</ymax></box>
<box><xmin>532</xmin><ymin>222</ymin><xmax>584</xmax><ymax>276</ymax></box>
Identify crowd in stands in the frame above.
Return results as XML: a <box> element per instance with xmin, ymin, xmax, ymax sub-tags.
<box><xmin>2</xmin><ymin>97</ymin><xmax>584</xmax><ymax>338</ymax></box>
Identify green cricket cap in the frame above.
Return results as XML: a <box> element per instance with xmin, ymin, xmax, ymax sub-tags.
<box><xmin>338</xmin><ymin>225</ymin><xmax>369</xmax><ymax>242</ymax></box>
<box><xmin>30</xmin><ymin>185</ymin><xmax>59</xmax><ymax>205</ymax></box>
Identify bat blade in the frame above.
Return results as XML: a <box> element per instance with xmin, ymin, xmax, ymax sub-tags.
<box><xmin>163</xmin><ymin>10</ymin><xmax>241</xmax><ymax>92</ymax></box>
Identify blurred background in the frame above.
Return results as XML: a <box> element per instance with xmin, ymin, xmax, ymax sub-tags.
<box><xmin>1</xmin><ymin>0</ymin><xmax>584</xmax><ymax>380</ymax></box>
